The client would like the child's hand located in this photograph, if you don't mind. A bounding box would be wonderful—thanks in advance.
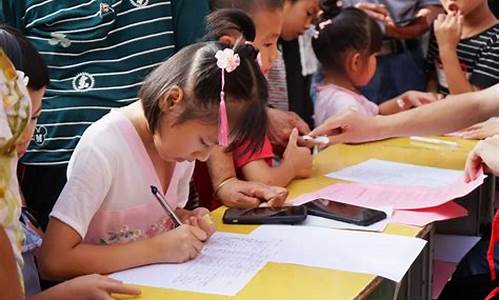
[464,135,499,182]
[181,207,216,237]
[283,128,313,179]
[52,274,141,300]
[397,91,443,110]
[434,12,463,51]
[152,224,208,263]
[267,108,310,148]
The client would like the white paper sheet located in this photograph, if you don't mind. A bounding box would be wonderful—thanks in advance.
[433,234,481,263]
[250,225,427,282]
[302,206,393,232]
[326,159,463,188]
[111,232,282,296]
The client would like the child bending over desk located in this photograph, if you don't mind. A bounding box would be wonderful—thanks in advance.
[39,42,269,280]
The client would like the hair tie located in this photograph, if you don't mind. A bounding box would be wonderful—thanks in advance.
[314,19,333,39]
[214,48,240,147]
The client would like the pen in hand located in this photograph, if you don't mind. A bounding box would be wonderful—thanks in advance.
[150,185,182,227]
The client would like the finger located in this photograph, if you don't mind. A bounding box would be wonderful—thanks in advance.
[188,242,200,259]
[253,185,288,203]
[193,207,210,218]
[190,234,204,254]
[457,14,464,27]
[464,152,482,182]
[297,137,316,148]
[198,216,216,236]
[310,117,344,137]
[95,293,114,300]
[462,130,483,140]
[287,128,299,148]
[267,193,288,207]
[327,132,349,145]
[290,114,311,135]
[190,216,199,228]
[189,225,208,241]
[103,282,142,296]
[226,189,262,208]
[102,276,125,284]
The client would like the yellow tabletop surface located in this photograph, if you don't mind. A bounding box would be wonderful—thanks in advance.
[117,137,476,300]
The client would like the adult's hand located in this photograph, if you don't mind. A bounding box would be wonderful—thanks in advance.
[267,108,310,148]
[384,16,429,40]
[459,121,499,140]
[354,2,390,22]
[464,135,499,182]
[216,178,289,208]
[309,109,383,145]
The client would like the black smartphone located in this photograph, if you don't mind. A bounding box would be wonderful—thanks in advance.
[222,206,307,225]
[306,199,387,226]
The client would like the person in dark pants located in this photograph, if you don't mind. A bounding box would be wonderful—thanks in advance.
[342,0,442,104]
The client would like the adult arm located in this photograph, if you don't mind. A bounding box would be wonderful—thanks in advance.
[310,85,499,144]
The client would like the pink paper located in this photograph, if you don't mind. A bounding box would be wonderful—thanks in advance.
[391,201,468,227]
[432,260,457,299]
[290,171,485,210]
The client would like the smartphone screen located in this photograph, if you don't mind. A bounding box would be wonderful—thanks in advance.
[241,207,304,217]
[307,199,386,226]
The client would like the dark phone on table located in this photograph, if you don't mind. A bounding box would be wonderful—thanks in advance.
[306,199,387,226]
[222,206,307,225]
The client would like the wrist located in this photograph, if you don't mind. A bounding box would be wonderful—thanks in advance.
[439,45,457,58]
[373,115,393,140]
[213,176,237,198]
[149,234,172,263]
[280,159,297,178]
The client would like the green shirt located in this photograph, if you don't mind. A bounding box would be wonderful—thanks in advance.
[0,0,209,165]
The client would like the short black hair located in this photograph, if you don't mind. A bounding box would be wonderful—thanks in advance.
[0,24,49,90]
[312,7,382,74]
[204,8,256,42]
[140,41,268,154]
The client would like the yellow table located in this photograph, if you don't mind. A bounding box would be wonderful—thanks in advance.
[121,137,476,300]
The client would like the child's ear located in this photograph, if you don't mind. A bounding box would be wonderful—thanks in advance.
[344,51,359,74]
[219,35,237,46]
[350,52,362,73]
[159,85,184,112]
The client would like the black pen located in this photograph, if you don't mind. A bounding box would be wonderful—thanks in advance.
[150,185,182,227]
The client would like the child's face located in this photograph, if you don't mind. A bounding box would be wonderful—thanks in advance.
[441,0,485,15]
[16,87,44,157]
[281,0,320,41]
[154,115,218,163]
[150,88,219,162]
[252,9,283,74]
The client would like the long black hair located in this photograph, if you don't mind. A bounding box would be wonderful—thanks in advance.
[140,41,268,153]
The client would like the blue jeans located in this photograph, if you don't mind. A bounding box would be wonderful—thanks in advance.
[360,47,427,105]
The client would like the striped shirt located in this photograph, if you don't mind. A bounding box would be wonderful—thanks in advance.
[0,0,209,165]
[426,24,499,95]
